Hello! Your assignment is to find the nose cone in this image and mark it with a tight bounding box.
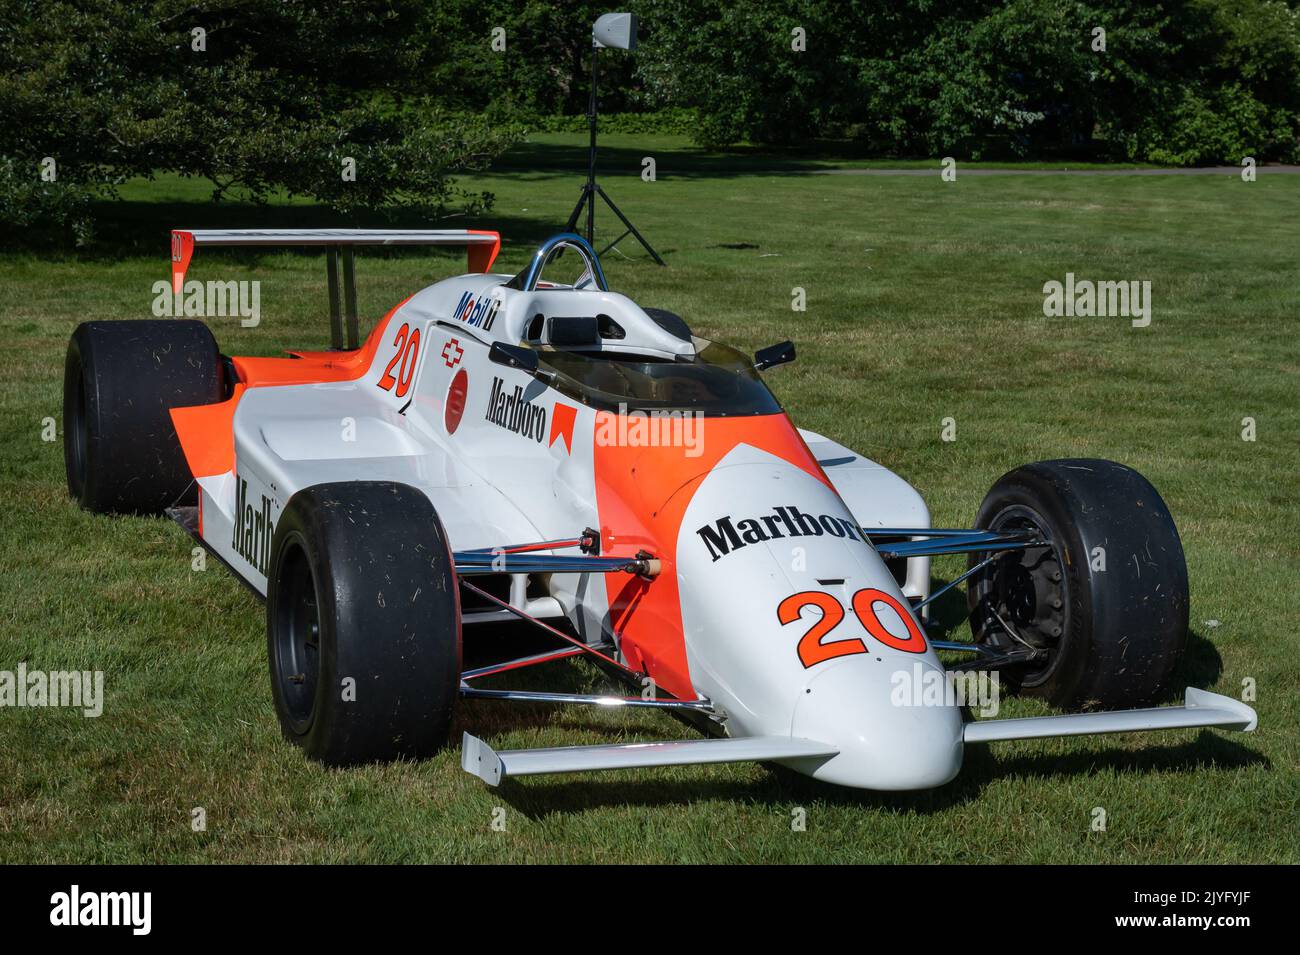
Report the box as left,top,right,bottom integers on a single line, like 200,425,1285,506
671,441,964,790
785,659,964,790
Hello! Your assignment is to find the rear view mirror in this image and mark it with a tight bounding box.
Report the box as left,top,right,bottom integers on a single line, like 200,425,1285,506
489,341,539,373
754,340,796,371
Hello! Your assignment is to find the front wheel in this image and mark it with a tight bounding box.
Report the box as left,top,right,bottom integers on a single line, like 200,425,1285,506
266,481,462,765
967,459,1188,709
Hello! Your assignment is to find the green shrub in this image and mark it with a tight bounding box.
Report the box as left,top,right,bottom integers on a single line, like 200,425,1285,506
0,157,96,246
1117,83,1299,165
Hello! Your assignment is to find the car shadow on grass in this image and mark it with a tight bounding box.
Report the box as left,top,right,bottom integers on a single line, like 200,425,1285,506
473,610,1256,819
458,588,1253,817
1166,628,1226,700
491,728,1267,821
962,730,1267,786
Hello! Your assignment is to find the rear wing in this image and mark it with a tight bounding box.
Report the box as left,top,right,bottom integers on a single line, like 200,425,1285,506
170,229,501,349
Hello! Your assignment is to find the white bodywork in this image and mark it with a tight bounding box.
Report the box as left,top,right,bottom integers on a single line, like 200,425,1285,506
185,264,960,789
172,233,1256,791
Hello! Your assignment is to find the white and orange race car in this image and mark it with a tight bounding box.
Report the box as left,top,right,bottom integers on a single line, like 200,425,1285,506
62,229,1256,790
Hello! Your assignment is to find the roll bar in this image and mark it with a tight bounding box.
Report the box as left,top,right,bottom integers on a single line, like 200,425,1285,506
506,233,609,293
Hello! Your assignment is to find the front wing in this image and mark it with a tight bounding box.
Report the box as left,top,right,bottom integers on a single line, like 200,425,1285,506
461,688,1256,786
448,532,1257,787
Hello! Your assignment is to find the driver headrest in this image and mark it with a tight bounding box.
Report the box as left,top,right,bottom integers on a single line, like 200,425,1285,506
546,315,600,346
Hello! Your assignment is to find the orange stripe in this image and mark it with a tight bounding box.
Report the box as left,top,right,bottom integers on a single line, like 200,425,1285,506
593,413,829,699
467,230,501,273
170,384,244,480
231,300,406,387
171,230,194,294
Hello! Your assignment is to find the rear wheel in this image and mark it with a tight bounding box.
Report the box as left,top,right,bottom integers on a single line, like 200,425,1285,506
967,459,1188,709
266,481,462,765
63,320,225,514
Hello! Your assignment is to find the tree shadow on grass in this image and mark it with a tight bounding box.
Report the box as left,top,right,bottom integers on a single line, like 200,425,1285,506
491,131,1116,181
492,141,819,180
488,136,907,181
4,192,672,268
0,133,879,261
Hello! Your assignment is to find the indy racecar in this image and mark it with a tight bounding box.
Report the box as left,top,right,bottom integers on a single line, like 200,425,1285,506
61,229,1257,790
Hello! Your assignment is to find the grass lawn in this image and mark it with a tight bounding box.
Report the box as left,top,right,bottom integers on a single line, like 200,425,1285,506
1,134,1296,863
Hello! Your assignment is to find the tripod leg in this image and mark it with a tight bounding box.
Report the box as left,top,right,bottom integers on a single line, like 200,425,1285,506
595,184,665,266
565,184,593,235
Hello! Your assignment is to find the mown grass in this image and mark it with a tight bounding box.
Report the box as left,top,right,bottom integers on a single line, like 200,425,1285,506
0,134,1296,863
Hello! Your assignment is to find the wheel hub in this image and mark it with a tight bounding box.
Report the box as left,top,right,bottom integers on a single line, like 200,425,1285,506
274,543,321,728
976,506,1066,686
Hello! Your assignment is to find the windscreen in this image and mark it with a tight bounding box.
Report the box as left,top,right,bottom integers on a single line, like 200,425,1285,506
538,339,782,416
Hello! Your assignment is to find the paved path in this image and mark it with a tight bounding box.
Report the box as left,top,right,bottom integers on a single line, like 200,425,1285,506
814,165,1300,176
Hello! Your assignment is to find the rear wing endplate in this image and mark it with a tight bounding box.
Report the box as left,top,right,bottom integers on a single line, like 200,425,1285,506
169,229,501,349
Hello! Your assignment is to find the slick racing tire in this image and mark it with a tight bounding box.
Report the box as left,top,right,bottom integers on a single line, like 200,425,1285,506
63,320,225,514
966,459,1188,710
266,482,462,766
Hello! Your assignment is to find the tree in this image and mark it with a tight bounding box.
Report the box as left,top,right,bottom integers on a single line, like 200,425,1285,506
0,0,522,243
631,0,1300,163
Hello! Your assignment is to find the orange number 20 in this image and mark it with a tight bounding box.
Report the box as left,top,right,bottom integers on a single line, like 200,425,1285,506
378,323,421,398
778,591,866,669
778,587,927,669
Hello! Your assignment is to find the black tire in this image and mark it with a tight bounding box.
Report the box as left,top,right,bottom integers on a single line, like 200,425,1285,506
266,481,462,766
967,459,1188,709
63,320,225,514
